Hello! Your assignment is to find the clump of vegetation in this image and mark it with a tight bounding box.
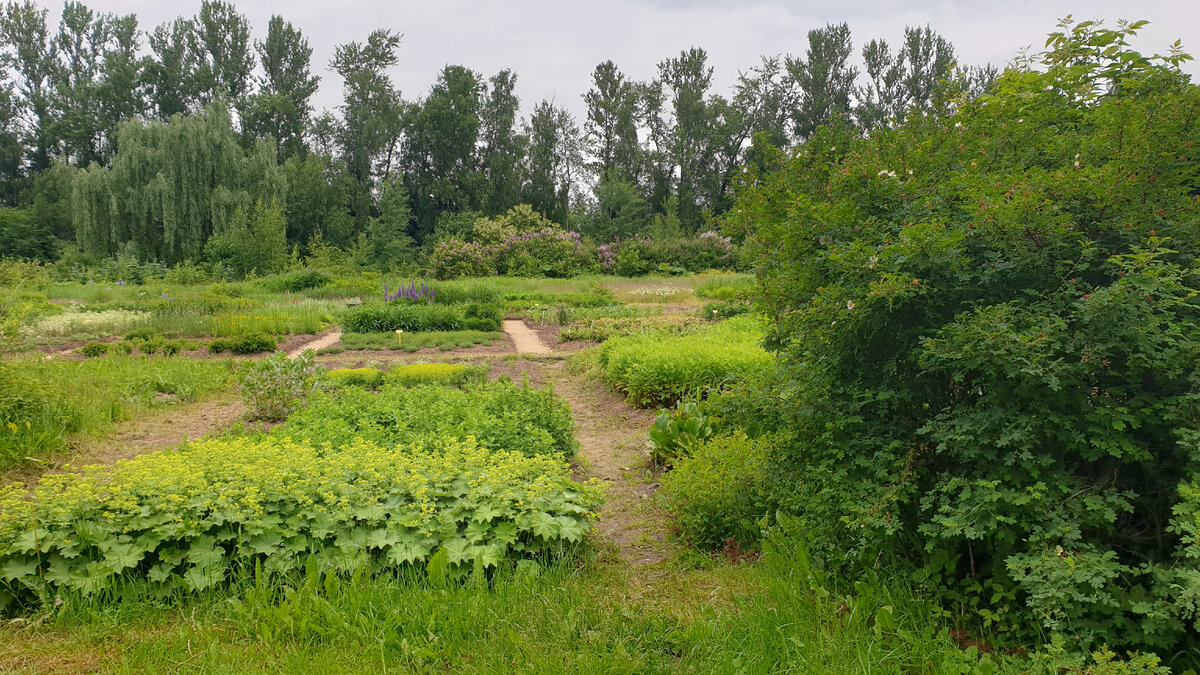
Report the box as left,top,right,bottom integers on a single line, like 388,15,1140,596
598,315,772,406
693,274,754,301
343,303,500,333
260,270,332,293
277,379,573,458
0,436,602,609
699,300,750,321
646,401,718,467
325,368,383,388
730,20,1200,654
385,363,488,388
335,330,501,353
77,341,110,357
558,314,703,342
238,351,321,421
209,333,277,355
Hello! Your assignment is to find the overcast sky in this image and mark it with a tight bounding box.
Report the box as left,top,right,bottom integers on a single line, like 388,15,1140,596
35,0,1200,122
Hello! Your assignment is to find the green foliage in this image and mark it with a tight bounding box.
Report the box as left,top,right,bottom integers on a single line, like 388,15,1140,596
260,270,332,293
277,379,574,457
733,23,1200,653
208,333,277,355
598,315,772,406
0,433,601,609
558,314,703,342
0,207,56,261
342,302,500,333
0,356,233,471
646,401,718,467
78,341,109,358
693,274,754,300
383,363,488,388
700,300,751,320
325,368,384,388
660,433,773,550
238,351,321,421
428,239,494,280
502,287,615,309
334,330,501,353
205,202,289,280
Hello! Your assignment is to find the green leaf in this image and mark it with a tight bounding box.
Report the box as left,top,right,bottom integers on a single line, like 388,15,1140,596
1,556,38,581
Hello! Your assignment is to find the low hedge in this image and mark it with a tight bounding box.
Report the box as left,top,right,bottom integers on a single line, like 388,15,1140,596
342,303,501,333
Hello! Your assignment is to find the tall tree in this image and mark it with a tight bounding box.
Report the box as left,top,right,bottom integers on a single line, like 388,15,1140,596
658,47,714,231
583,60,640,182
856,25,957,129
0,82,23,203
94,14,145,160
786,22,857,139
194,0,253,111
522,99,580,226
478,69,523,215
243,15,318,159
147,17,202,120
330,28,402,220
49,1,106,166
0,0,54,172
402,65,484,239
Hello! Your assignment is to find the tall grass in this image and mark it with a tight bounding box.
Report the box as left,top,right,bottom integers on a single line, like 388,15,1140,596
333,330,501,352
0,355,235,471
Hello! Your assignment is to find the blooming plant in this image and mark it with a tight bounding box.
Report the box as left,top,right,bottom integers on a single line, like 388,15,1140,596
238,350,322,421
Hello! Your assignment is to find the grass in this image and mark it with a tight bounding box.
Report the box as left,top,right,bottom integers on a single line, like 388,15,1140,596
330,330,502,353
0,539,988,674
0,355,235,472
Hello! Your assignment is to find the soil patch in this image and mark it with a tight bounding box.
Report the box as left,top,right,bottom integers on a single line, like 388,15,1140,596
285,327,342,358
522,319,594,352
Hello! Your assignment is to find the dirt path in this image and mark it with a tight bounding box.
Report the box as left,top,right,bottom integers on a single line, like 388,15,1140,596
542,360,673,565
2,394,244,486
503,319,552,354
287,328,342,358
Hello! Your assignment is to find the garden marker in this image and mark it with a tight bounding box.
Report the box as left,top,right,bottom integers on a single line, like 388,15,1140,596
396,329,403,348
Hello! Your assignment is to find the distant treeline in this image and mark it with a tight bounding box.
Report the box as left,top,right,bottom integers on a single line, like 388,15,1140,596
0,1,996,268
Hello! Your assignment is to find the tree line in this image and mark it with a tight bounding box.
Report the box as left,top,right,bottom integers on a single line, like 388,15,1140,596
0,0,996,267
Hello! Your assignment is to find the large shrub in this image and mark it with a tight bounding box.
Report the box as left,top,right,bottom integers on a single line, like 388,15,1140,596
732,21,1200,652
429,240,493,279
492,229,594,278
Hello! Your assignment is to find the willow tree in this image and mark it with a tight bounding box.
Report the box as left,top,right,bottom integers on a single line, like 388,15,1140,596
72,103,283,263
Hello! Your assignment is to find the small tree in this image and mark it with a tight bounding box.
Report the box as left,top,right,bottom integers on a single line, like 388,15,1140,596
206,201,288,279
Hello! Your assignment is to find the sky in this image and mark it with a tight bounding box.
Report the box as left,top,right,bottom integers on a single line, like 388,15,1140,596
32,0,1200,122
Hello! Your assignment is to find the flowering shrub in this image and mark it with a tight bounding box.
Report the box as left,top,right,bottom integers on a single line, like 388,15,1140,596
0,436,602,606
492,229,594,278
238,350,322,421
429,240,493,280
598,234,736,275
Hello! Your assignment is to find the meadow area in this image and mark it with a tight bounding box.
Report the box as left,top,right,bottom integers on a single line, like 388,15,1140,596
0,262,1184,674
1,13,1199,674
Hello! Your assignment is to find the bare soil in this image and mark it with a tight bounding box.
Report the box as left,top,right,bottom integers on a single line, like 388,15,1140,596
285,327,342,358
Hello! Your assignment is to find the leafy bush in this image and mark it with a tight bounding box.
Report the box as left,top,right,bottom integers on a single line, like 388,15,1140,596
660,433,774,551
385,363,488,388
325,368,384,388
78,341,109,357
732,22,1200,652
598,315,772,407
277,380,575,458
0,436,602,608
209,333,276,355
492,229,594,278
262,270,332,293
429,239,493,279
597,233,736,275
108,341,132,355
238,351,321,421
646,401,717,467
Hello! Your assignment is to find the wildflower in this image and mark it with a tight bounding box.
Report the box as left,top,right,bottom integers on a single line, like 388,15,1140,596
847,300,856,310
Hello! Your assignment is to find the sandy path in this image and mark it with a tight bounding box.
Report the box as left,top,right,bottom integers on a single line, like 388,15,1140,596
543,361,673,565
503,319,552,354
287,328,342,358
